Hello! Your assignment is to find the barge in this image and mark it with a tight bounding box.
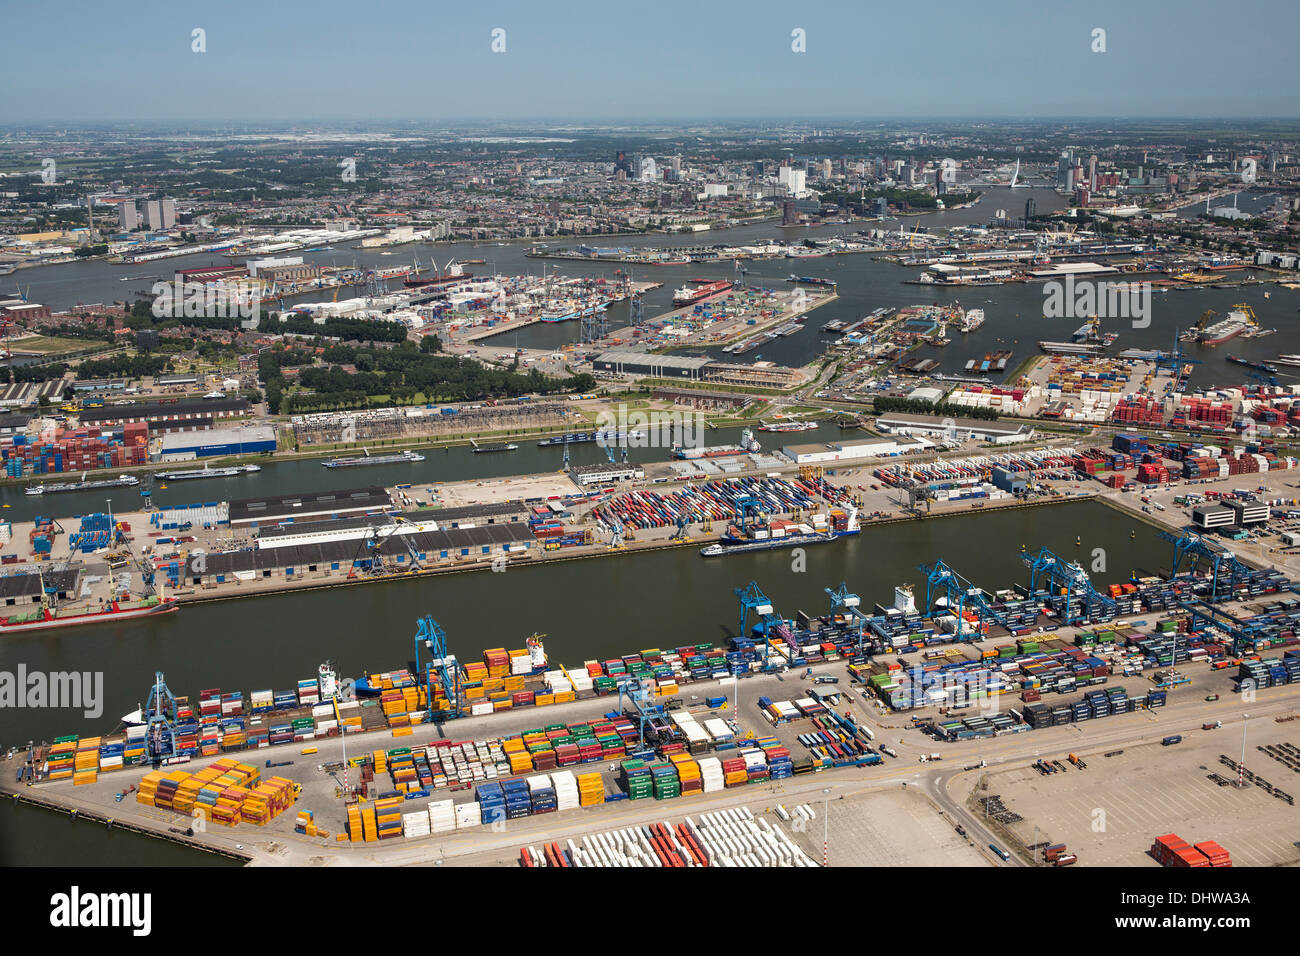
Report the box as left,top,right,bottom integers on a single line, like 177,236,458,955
26,474,140,496
156,464,262,481
322,450,426,469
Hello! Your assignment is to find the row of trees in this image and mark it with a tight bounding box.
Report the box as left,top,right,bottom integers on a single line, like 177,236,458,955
872,395,1001,421
261,340,594,414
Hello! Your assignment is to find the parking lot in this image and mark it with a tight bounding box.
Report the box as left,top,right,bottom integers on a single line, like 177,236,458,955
790,787,990,867
967,723,1300,867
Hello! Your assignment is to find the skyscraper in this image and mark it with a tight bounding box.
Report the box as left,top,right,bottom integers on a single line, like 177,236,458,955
1024,197,1037,223
144,198,176,230
118,200,138,230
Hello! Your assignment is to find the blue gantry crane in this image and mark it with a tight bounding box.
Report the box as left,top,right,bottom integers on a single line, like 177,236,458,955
825,581,869,655
733,493,764,534
413,615,460,722
617,677,659,746
140,671,179,763
1178,598,1269,657
736,580,784,670
918,559,1011,636
1022,546,1117,625
1159,528,1252,602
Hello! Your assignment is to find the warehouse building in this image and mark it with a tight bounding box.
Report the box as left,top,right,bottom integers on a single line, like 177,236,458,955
230,487,393,527
570,462,646,486
874,412,1035,444
0,567,80,606
80,397,249,429
781,435,929,465
159,424,276,461
991,466,1029,494
593,350,713,381
254,502,531,551
185,524,536,585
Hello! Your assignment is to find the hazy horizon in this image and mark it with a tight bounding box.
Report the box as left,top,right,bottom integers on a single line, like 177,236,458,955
2,0,1297,124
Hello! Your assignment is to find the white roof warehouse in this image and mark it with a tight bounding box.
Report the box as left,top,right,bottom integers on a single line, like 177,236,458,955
781,435,930,465
874,413,1034,444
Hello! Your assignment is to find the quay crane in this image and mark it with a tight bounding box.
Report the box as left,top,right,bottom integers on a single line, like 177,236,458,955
413,615,460,723
736,580,784,671
1022,546,1117,626
132,671,180,764
825,582,869,656
1178,599,1270,657
1159,529,1252,603
918,559,1011,637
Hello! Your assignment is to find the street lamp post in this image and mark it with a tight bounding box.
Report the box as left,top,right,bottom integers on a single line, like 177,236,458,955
1238,713,1250,788
822,787,831,867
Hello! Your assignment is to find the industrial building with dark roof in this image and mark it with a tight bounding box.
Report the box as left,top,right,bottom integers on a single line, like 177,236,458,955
229,487,393,526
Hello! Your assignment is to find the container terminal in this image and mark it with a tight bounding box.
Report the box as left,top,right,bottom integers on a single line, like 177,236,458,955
7,417,1300,624
7,532,1300,868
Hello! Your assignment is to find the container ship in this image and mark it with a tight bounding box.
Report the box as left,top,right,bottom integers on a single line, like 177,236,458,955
373,265,418,282
1226,355,1279,374
404,264,472,288
672,280,732,307
156,464,262,481
322,450,426,469
759,420,817,433
539,298,609,323
0,595,176,634
1193,309,1255,346
674,429,760,460
537,430,641,447
700,506,860,557
786,275,836,287
25,474,140,496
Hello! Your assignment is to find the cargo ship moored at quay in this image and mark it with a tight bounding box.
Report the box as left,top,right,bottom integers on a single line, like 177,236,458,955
0,595,177,634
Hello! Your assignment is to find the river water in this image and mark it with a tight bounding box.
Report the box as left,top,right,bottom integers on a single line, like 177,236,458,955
0,496,1164,865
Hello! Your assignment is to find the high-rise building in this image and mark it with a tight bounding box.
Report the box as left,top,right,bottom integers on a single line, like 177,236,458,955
1024,197,1037,222
144,198,176,230
639,157,657,182
119,200,138,231
1088,155,1098,192
782,200,799,225
1057,150,1074,189
614,151,634,178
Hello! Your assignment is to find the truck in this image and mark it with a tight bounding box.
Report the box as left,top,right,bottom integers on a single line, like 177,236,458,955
880,746,898,758
1202,721,1222,731
1162,735,1183,746
918,753,943,763
989,843,1011,862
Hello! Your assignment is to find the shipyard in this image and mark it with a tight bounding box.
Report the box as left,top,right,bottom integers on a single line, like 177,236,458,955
5,4,1300,918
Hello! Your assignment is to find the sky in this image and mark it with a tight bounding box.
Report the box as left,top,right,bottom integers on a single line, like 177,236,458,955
1,0,1297,124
